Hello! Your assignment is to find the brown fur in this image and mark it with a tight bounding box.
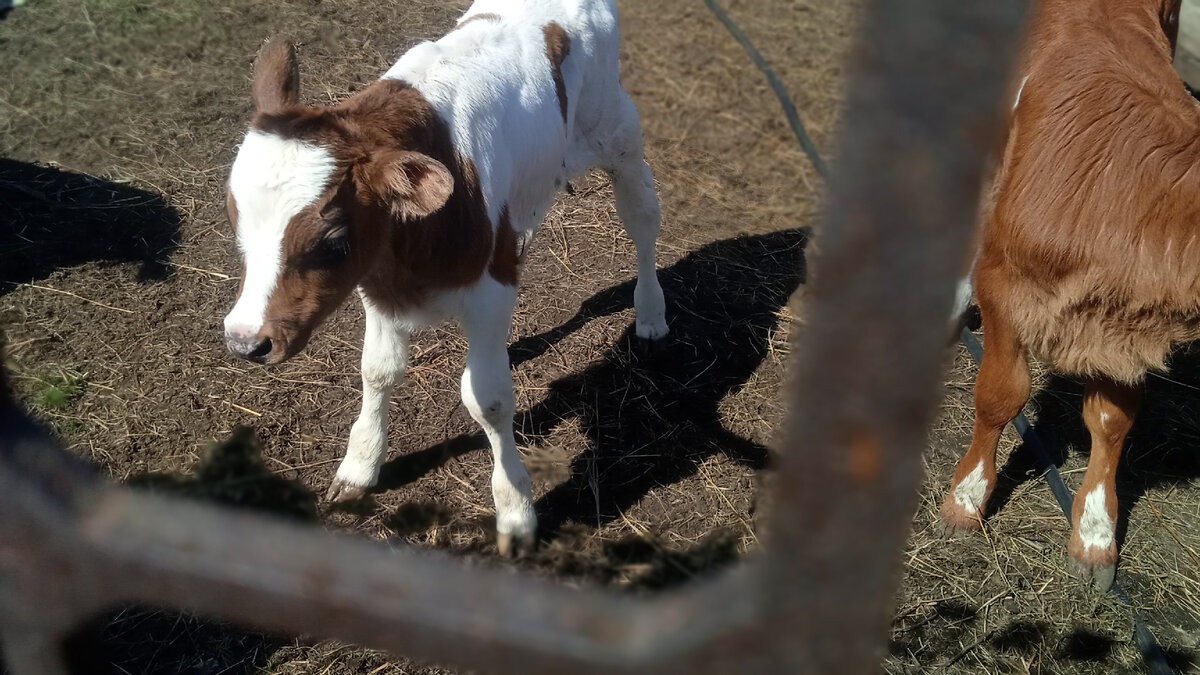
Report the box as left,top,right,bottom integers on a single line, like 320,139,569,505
490,205,520,286
543,22,571,125
944,0,1189,583
980,0,1193,384
229,41,503,361
251,39,300,114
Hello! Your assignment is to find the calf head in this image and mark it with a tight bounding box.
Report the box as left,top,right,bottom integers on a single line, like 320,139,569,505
223,39,454,364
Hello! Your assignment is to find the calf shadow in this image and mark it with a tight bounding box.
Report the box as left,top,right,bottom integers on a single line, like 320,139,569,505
0,159,181,296
373,228,809,541
516,227,808,534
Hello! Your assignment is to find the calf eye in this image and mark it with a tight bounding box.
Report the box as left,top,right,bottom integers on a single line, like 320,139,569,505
298,228,351,270
314,234,350,263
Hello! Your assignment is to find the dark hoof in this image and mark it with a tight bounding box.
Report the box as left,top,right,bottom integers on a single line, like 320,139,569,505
497,531,537,559
325,478,367,503
1069,557,1116,592
632,334,668,360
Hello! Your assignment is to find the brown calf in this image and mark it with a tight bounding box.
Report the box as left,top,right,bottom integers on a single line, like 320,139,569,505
942,0,1189,589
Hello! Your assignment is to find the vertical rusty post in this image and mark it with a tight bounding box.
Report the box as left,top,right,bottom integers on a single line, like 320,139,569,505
761,1,1026,671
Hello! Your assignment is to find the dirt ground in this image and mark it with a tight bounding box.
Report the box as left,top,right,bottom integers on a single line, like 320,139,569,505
1,1,1198,673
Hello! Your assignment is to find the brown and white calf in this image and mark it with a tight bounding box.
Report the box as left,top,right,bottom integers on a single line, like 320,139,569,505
221,0,668,555
942,0,1188,589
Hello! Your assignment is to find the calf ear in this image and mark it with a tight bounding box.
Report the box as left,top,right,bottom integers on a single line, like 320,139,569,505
362,151,454,220
253,38,301,114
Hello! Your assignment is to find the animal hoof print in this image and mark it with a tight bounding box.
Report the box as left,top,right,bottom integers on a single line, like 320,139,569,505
1069,557,1116,591
326,479,367,503
497,531,537,559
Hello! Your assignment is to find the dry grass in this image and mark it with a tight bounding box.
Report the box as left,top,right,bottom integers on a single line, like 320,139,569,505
1,0,1198,673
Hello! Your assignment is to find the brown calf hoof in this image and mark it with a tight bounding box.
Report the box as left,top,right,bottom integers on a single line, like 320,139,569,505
325,478,368,503
938,493,985,534
497,531,537,559
1069,556,1116,592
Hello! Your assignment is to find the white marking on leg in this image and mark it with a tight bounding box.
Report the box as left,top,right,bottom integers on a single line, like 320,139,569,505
223,131,336,335
952,276,974,324
1079,485,1115,551
461,279,536,536
1013,75,1029,111
953,459,989,514
334,298,410,490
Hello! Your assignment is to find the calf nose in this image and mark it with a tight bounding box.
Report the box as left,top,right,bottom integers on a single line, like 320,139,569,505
226,334,273,363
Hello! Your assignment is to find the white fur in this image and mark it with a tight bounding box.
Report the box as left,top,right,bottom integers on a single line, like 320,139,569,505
224,131,336,336
1079,484,1115,551
334,294,411,489
1013,75,1029,111
332,0,665,535
460,277,535,536
953,459,988,514
952,276,974,328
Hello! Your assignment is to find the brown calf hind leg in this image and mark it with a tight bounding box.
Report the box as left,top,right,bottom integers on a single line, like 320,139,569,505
941,303,1031,530
1068,377,1141,590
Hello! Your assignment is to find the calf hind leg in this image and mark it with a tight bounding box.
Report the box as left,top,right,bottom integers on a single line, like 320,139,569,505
604,93,668,342
941,303,1031,529
1069,377,1140,590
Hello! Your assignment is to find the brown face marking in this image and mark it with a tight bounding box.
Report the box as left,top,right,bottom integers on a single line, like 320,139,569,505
231,39,508,362
226,189,248,301
543,22,571,125
249,79,497,325
489,205,520,286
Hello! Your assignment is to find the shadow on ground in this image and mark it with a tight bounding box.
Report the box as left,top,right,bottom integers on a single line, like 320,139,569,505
517,227,807,534
43,429,319,675
370,227,808,566
889,601,1197,671
0,159,181,296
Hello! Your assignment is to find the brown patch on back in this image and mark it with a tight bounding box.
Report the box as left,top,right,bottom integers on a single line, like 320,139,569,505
489,205,520,286
454,13,501,31
543,22,571,125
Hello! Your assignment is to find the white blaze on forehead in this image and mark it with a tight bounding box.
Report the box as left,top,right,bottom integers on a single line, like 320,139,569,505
953,459,989,514
223,130,337,335
1079,485,1115,551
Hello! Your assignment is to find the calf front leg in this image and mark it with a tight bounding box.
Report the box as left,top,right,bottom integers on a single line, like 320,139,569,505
462,279,536,557
1068,377,1140,590
328,298,410,502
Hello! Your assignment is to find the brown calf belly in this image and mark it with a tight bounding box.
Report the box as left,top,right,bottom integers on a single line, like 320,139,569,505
998,280,1200,383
